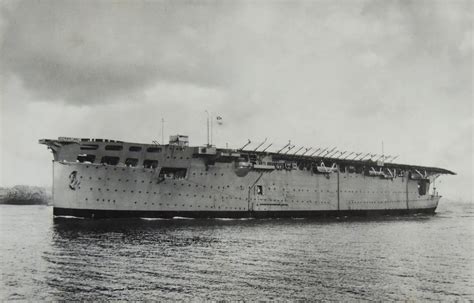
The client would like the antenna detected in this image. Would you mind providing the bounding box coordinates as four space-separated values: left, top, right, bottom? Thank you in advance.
322 147 337 158
335 151 347 159
253 138 268 152
364 154 377 161
356 153 370 160
301 147 313 156
283 145 295 154
342 152 355 159
205 110 210 146
327 149 340 158
292 146 304 155
262 143 273 153
161 118 165 145
350 152 362 160
239 139 252 150
210 112 213 146
309 148 321 157
359 153 370 160
387 155 399 163
314 147 328 157
276 141 292 153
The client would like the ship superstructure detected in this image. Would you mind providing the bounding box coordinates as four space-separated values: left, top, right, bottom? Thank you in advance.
39 135 454 218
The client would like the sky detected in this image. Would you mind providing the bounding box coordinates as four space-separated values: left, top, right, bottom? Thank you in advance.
0 0 472 201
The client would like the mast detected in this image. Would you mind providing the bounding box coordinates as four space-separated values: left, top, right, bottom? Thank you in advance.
161 118 164 145
205 110 210 146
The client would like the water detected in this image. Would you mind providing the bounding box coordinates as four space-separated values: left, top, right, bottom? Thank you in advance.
1 203 473 301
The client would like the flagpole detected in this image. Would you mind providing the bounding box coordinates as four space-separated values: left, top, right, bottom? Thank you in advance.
161 118 164 145
205 110 210 147
210 112 213 146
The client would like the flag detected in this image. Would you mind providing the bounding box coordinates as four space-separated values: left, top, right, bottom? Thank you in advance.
216 116 223 125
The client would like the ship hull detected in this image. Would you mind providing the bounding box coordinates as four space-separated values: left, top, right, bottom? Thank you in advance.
51 160 441 219
53 207 437 219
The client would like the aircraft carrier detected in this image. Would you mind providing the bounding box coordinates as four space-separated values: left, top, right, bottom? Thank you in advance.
39 135 454 218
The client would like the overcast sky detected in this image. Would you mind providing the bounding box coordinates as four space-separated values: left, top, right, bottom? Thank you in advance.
0 0 472 201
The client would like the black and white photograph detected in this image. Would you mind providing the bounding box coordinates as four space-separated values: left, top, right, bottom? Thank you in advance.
0 0 472 300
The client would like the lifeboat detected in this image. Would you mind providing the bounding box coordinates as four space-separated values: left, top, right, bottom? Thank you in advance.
315 163 337 173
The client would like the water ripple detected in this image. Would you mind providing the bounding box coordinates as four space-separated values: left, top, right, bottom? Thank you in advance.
0 203 473 300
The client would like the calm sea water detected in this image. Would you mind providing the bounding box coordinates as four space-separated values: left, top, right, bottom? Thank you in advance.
1 202 473 301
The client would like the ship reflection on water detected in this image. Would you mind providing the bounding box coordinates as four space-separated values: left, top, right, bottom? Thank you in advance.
1 204 472 301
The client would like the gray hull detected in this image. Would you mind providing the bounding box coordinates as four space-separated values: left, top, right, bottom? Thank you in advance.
52 160 440 219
